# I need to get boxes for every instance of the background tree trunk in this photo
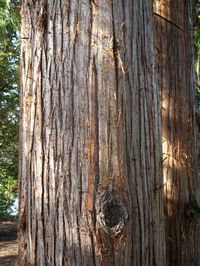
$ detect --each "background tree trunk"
[19,1,166,265]
[154,1,200,265]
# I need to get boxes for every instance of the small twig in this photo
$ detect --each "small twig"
[154,12,183,32]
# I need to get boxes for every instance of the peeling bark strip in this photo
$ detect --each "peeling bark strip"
[154,1,199,265]
[19,1,166,265]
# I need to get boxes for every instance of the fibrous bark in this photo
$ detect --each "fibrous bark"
[154,1,199,265]
[19,1,166,265]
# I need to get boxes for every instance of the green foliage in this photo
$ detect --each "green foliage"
[0,0,20,219]
[194,5,200,56]
[0,173,17,220]
[196,85,200,112]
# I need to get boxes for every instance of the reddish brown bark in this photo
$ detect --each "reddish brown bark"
[19,1,166,265]
[154,1,199,265]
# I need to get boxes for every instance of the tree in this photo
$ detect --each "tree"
[154,1,199,265]
[19,0,166,265]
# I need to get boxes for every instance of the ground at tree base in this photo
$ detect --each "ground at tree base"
[0,222,18,266]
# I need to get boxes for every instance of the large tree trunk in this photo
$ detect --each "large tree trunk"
[154,1,200,265]
[19,1,166,265]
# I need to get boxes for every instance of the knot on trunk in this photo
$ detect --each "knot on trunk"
[96,188,128,237]
[184,200,200,220]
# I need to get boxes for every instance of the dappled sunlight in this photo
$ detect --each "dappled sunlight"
[154,0,195,221]
[154,0,172,24]
[162,137,179,217]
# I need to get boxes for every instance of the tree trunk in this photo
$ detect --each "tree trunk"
[154,1,200,265]
[19,1,166,265]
